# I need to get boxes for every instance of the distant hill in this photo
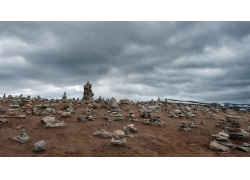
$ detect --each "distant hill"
[160,99,250,111]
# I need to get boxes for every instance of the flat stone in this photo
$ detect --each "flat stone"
[209,140,229,152]
[93,130,113,138]
[11,136,30,143]
[110,137,126,145]
[46,121,66,128]
[41,116,56,124]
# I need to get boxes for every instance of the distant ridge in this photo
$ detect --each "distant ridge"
[165,98,250,111]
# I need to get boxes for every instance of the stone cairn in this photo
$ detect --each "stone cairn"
[104,97,125,125]
[85,104,95,121]
[109,97,121,112]
[209,131,232,152]
[62,92,67,100]
[82,81,94,103]
[129,111,138,122]
[11,129,30,143]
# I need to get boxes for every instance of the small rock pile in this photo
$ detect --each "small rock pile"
[179,121,191,131]
[120,98,130,104]
[110,130,126,145]
[104,111,125,125]
[11,129,30,143]
[143,114,165,126]
[215,115,249,141]
[123,123,138,136]
[109,97,121,112]
[209,131,236,152]
[85,104,95,121]
[41,116,66,128]
[129,111,138,122]
[216,115,242,128]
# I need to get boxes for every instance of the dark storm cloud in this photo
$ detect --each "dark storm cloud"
[0,22,250,103]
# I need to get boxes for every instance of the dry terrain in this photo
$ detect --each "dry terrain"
[1,102,250,157]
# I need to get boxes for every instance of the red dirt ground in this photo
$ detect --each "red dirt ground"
[1,101,250,157]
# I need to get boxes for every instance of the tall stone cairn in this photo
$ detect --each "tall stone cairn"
[82,81,94,102]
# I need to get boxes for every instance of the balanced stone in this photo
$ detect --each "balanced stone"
[109,97,121,112]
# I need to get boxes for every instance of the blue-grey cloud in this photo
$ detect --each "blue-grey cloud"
[0,22,250,103]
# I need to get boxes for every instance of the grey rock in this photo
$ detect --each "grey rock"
[93,130,113,138]
[46,107,52,113]
[77,116,86,122]
[110,137,126,145]
[46,121,66,128]
[34,140,46,152]
[56,110,62,114]
[209,140,230,152]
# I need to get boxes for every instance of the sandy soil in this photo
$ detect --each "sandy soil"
[1,101,250,157]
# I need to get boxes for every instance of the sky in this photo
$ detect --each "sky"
[0,21,250,103]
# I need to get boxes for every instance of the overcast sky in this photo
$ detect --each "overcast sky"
[0,22,250,103]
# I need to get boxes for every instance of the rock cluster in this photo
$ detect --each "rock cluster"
[168,104,197,119]
[216,115,242,129]
[143,115,165,126]
[120,98,130,104]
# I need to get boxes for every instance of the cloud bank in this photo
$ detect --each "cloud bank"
[0,22,250,103]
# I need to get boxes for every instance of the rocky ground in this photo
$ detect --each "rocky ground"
[1,101,250,157]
